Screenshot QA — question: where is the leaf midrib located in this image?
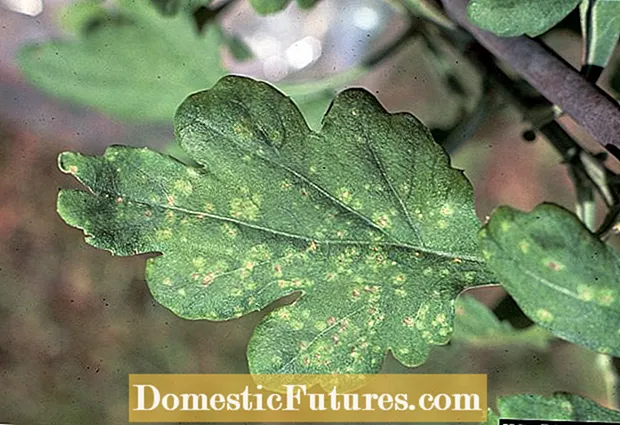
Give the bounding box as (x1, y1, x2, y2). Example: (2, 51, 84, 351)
(91, 187, 486, 263)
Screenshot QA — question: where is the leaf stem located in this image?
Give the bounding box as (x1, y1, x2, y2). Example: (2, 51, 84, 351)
(439, 0, 620, 160)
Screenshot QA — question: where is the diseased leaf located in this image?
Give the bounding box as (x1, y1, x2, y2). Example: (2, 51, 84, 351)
(57, 76, 495, 374)
(248, 0, 320, 15)
(453, 295, 551, 349)
(580, 0, 620, 70)
(467, 0, 581, 37)
(18, 0, 226, 122)
(484, 393, 620, 424)
(479, 204, 620, 356)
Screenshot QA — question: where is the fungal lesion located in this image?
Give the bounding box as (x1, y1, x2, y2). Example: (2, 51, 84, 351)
(230, 194, 262, 221)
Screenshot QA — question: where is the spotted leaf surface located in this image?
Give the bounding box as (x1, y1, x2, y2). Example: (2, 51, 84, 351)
(453, 295, 551, 349)
(467, 0, 581, 37)
(485, 393, 620, 424)
(479, 204, 620, 356)
(57, 76, 495, 374)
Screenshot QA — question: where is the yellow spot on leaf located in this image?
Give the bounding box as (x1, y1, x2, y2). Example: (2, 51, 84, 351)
(440, 205, 454, 216)
(536, 308, 554, 323)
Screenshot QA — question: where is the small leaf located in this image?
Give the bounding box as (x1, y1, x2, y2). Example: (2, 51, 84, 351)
(479, 203, 620, 356)
(453, 295, 551, 349)
(580, 0, 620, 70)
(18, 0, 226, 122)
(57, 75, 495, 374)
(248, 0, 320, 15)
(467, 0, 581, 37)
(485, 393, 620, 424)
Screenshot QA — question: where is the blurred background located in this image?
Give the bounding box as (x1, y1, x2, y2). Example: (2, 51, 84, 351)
(0, 0, 619, 423)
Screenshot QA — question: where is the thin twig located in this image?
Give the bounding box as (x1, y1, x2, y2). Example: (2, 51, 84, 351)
(440, 0, 620, 160)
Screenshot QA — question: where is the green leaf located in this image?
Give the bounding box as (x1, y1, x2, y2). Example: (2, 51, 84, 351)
(479, 203, 620, 356)
(485, 393, 620, 424)
(18, 0, 336, 127)
(18, 0, 226, 122)
(467, 0, 581, 37)
(248, 0, 320, 15)
(453, 295, 551, 349)
(57, 75, 495, 374)
(580, 0, 620, 69)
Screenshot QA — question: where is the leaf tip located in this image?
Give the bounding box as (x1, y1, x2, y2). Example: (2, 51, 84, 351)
(58, 151, 81, 175)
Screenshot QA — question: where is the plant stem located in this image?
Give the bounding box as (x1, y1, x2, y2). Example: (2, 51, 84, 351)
(439, 0, 620, 160)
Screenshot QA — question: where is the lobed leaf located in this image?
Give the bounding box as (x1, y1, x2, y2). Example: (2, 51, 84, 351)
(467, 0, 581, 37)
(453, 295, 551, 349)
(57, 76, 495, 374)
(485, 393, 620, 424)
(479, 203, 620, 356)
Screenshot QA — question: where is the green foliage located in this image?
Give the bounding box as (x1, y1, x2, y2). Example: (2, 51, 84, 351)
(479, 203, 620, 356)
(56, 75, 496, 374)
(248, 0, 320, 15)
(18, 0, 331, 127)
(485, 393, 620, 423)
(453, 295, 551, 348)
(580, 0, 620, 69)
(18, 0, 226, 122)
(467, 0, 581, 37)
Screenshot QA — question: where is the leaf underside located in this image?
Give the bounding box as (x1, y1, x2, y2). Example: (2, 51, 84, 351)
(479, 204, 620, 356)
(485, 393, 620, 424)
(57, 76, 495, 374)
(467, 0, 581, 37)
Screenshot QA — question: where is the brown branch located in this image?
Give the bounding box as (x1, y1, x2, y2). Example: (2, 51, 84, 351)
(440, 0, 620, 160)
